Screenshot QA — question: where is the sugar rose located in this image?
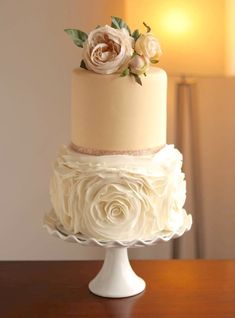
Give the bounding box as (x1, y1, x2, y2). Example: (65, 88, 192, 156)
(129, 55, 149, 75)
(83, 25, 134, 74)
(135, 33, 162, 59)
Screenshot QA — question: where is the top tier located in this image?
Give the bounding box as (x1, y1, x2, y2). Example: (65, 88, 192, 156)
(71, 67, 167, 154)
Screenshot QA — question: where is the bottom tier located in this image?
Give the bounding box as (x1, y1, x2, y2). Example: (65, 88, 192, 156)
(50, 144, 192, 241)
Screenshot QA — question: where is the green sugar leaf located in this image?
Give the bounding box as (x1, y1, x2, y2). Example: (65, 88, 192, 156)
(132, 51, 138, 58)
(132, 29, 141, 41)
(111, 16, 131, 34)
(64, 29, 88, 48)
(131, 73, 142, 86)
(150, 59, 159, 64)
(120, 68, 130, 77)
(80, 60, 88, 70)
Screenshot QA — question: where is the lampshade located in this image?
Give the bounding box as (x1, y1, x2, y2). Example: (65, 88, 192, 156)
(125, 0, 235, 76)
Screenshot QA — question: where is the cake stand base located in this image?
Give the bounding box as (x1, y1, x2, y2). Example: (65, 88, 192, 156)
(89, 247, 145, 298)
(44, 210, 192, 298)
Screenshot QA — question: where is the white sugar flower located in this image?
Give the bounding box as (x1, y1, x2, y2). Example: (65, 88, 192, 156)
(135, 33, 162, 60)
(129, 55, 149, 75)
(83, 25, 134, 74)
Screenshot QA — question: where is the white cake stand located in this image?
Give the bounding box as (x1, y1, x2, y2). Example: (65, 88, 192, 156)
(43, 210, 192, 298)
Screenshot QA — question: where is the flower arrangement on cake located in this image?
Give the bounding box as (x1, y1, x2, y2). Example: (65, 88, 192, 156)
(65, 16, 162, 85)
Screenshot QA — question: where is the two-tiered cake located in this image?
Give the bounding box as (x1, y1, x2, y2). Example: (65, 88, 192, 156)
(50, 17, 192, 241)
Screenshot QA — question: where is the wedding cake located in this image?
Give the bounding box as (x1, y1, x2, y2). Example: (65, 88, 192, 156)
(50, 17, 192, 241)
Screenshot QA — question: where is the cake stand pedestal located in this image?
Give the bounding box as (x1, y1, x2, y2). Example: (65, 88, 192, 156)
(43, 210, 192, 298)
(89, 247, 145, 297)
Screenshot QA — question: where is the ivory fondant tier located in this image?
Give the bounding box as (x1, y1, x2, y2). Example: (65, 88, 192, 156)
(71, 67, 167, 154)
(50, 145, 192, 241)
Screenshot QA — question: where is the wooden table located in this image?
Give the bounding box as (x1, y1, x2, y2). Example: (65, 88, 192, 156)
(0, 260, 234, 318)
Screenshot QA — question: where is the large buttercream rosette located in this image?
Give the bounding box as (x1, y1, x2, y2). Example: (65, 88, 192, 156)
(50, 145, 192, 241)
(83, 25, 134, 75)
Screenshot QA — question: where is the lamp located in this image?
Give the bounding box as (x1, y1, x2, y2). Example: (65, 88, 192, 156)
(125, 0, 235, 258)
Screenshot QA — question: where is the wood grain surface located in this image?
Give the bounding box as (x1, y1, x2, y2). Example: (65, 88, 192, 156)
(0, 260, 234, 318)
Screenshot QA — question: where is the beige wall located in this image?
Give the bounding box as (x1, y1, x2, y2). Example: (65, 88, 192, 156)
(0, 1, 234, 260)
(167, 76, 235, 259)
(193, 77, 235, 258)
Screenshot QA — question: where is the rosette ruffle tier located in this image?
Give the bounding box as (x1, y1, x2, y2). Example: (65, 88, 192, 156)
(50, 145, 192, 241)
